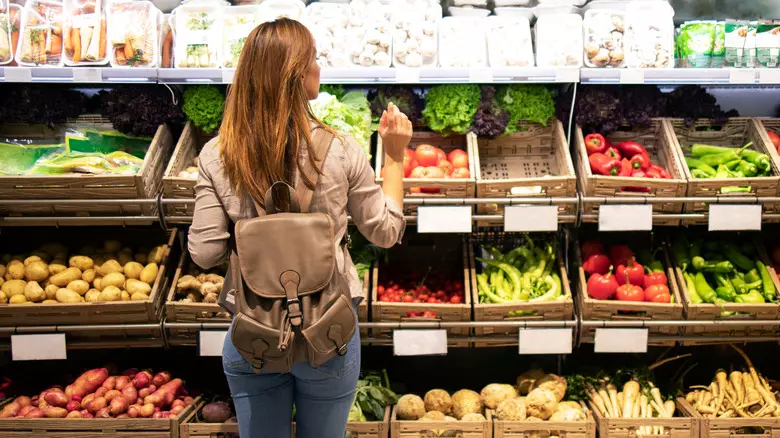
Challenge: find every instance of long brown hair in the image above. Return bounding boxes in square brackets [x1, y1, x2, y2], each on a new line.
[219, 18, 330, 206]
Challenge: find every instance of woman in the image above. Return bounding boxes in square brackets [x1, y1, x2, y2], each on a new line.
[187, 18, 410, 438]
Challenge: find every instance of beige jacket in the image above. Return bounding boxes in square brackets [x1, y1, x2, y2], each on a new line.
[187, 130, 406, 300]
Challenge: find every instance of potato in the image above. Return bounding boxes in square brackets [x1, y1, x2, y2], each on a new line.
[69, 256, 94, 271]
[130, 292, 149, 301]
[42, 299, 58, 304]
[93, 277, 103, 291]
[98, 286, 121, 302]
[24, 255, 42, 266]
[40, 243, 68, 257]
[99, 260, 122, 276]
[55, 288, 83, 303]
[140, 263, 158, 285]
[0, 290, 7, 304]
[24, 281, 46, 302]
[2, 279, 26, 297]
[118, 252, 134, 266]
[102, 272, 126, 289]
[24, 260, 49, 282]
[6, 261, 25, 280]
[48, 263, 67, 275]
[29, 251, 51, 263]
[124, 262, 143, 280]
[85, 289, 101, 302]
[134, 253, 148, 264]
[82, 269, 96, 284]
[50, 268, 82, 287]
[0, 265, 5, 278]
[45, 284, 59, 300]
[9, 295, 28, 304]
[126, 279, 152, 296]
[67, 280, 90, 296]
[121, 291, 130, 301]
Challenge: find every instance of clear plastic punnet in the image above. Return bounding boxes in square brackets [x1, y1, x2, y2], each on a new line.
[304, 2, 350, 67]
[535, 13, 583, 67]
[4, 3, 20, 65]
[486, 15, 533, 68]
[439, 16, 485, 68]
[107, 0, 161, 67]
[583, 8, 625, 68]
[221, 5, 256, 68]
[346, 0, 392, 67]
[391, 0, 440, 68]
[624, 0, 674, 68]
[0, 0, 12, 64]
[15, 0, 65, 66]
[256, 0, 305, 22]
[63, 0, 108, 66]
[172, 1, 222, 68]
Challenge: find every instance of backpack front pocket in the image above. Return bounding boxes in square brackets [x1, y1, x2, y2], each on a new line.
[301, 294, 357, 367]
[231, 312, 295, 373]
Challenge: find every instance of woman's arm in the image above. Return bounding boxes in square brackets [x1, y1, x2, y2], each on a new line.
[188, 159, 231, 269]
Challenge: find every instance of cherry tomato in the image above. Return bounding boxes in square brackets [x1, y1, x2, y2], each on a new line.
[427, 297, 437, 304]
[402, 295, 415, 303]
[450, 295, 462, 304]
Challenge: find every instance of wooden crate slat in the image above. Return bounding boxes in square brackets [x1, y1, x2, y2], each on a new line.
[493, 410, 596, 438]
[162, 122, 214, 218]
[390, 405, 491, 438]
[589, 399, 697, 438]
[677, 398, 780, 438]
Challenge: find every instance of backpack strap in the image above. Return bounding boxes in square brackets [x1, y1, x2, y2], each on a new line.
[295, 127, 335, 213]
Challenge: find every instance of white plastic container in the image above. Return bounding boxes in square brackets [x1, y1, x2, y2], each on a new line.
[492, 0, 532, 6]
[537, 0, 586, 6]
[171, 1, 222, 68]
[391, 0, 440, 67]
[486, 15, 533, 67]
[304, 2, 350, 67]
[583, 8, 625, 67]
[439, 16, 485, 67]
[624, 0, 674, 68]
[15, 0, 65, 66]
[535, 13, 582, 67]
[451, 0, 486, 7]
[346, 0, 392, 67]
[448, 6, 489, 17]
[221, 5, 257, 68]
[0, 0, 12, 65]
[532, 4, 577, 16]
[257, 0, 305, 22]
[62, 0, 108, 66]
[493, 6, 534, 22]
[108, 0, 161, 67]
[2, 3, 20, 65]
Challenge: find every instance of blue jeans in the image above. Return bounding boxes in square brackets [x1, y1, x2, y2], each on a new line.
[222, 324, 360, 438]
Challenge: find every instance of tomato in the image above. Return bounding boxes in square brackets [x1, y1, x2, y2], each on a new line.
[391, 295, 401, 302]
[768, 131, 780, 152]
[450, 152, 469, 169]
[580, 241, 604, 259]
[437, 159, 454, 175]
[427, 297, 437, 304]
[377, 285, 385, 296]
[402, 295, 415, 303]
[616, 283, 644, 302]
[414, 144, 439, 167]
[410, 166, 445, 179]
[418, 294, 428, 301]
[450, 295, 462, 304]
[645, 284, 671, 303]
[435, 290, 446, 299]
[448, 149, 466, 163]
[450, 168, 470, 178]
[422, 311, 437, 318]
[410, 187, 422, 194]
[435, 148, 447, 162]
[403, 149, 414, 177]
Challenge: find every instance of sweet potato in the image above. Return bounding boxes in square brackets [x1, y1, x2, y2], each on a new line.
[66, 400, 81, 412]
[144, 378, 182, 407]
[103, 376, 116, 390]
[25, 408, 44, 418]
[84, 396, 107, 414]
[71, 368, 109, 399]
[44, 389, 68, 407]
[95, 407, 111, 418]
[132, 371, 152, 389]
[44, 407, 68, 418]
[18, 406, 35, 417]
[115, 375, 131, 391]
[14, 396, 32, 408]
[110, 397, 129, 416]
[152, 371, 171, 387]
[122, 386, 137, 403]
[0, 402, 21, 418]
[104, 390, 122, 402]
[127, 404, 141, 418]
[141, 403, 155, 417]
[66, 410, 83, 418]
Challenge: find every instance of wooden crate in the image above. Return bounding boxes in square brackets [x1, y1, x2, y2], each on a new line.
[0, 228, 176, 327]
[576, 235, 684, 346]
[374, 131, 477, 213]
[370, 236, 473, 341]
[677, 397, 780, 438]
[179, 399, 238, 438]
[162, 122, 216, 219]
[668, 117, 780, 225]
[470, 232, 574, 346]
[590, 398, 697, 438]
[390, 405, 491, 438]
[670, 236, 780, 345]
[0, 117, 173, 219]
[493, 410, 596, 438]
[474, 120, 577, 223]
[574, 120, 687, 227]
[291, 406, 391, 438]
[0, 395, 199, 438]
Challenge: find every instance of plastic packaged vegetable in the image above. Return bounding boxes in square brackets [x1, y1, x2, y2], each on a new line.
[221, 5, 256, 68]
[108, 0, 160, 67]
[535, 13, 582, 67]
[16, 0, 64, 66]
[304, 2, 349, 67]
[256, 0, 305, 23]
[725, 19, 755, 68]
[346, 0, 392, 67]
[172, 1, 221, 68]
[624, 0, 674, 68]
[159, 12, 172, 67]
[439, 16, 485, 68]
[391, 0, 439, 68]
[711, 21, 724, 67]
[678, 20, 715, 68]
[486, 16, 533, 67]
[5, 3, 20, 66]
[0, 0, 12, 64]
[583, 9, 625, 68]
[63, 0, 108, 65]
[755, 20, 780, 68]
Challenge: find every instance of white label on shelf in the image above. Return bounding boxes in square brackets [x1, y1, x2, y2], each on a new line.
[598, 205, 652, 231]
[72, 68, 102, 83]
[4, 67, 32, 82]
[417, 206, 472, 233]
[222, 69, 235, 84]
[395, 68, 420, 83]
[12, 334, 66, 361]
[619, 69, 645, 84]
[393, 330, 447, 356]
[199, 330, 228, 357]
[594, 328, 648, 353]
[708, 204, 762, 231]
[504, 205, 558, 232]
[729, 69, 755, 84]
[555, 68, 579, 83]
[468, 68, 493, 83]
[518, 328, 572, 355]
[759, 69, 780, 84]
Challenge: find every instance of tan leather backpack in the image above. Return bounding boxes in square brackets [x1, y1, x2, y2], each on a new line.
[227, 128, 356, 373]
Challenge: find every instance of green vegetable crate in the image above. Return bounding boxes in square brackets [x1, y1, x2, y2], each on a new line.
[292, 406, 390, 438]
[390, 406, 492, 438]
[470, 232, 574, 348]
[374, 131, 477, 214]
[668, 233, 780, 346]
[589, 398, 697, 438]
[473, 120, 577, 226]
[0, 116, 173, 225]
[575, 233, 685, 346]
[574, 119, 687, 227]
[492, 410, 596, 438]
[162, 121, 216, 221]
[677, 396, 780, 438]
[668, 118, 780, 225]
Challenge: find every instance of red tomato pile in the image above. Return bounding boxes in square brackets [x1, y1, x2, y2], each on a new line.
[382, 144, 469, 194]
[582, 241, 672, 303]
[767, 130, 780, 155]
[377, 273, 465, 318]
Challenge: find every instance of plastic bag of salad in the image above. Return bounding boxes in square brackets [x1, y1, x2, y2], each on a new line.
[712, 21, 725, 67]
[678, 20, 715, 68]
[755, 20, 780, 68]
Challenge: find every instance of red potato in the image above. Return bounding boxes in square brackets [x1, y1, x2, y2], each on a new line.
[14, 396, 32, 408]
[122, 386, 137, 403]
[144, 379, 183, 407]
[66, 400, 81, 412]
[44, 389, 69, 407]
[70, 368, 109, 399]
[127, 404, 141, 418]
[0, 402, 21, 418]
[109, 397, 129, 416]
[66, 410, 83, 418]
[30, 395, 39, 407]
[170, 405, 184, 416]
[160, 411, 171, 419]
[95, 387, 108, 398]
[84, 397, 107, 414]
[141, 403, 155, 417]
[137, 398, 143, 405]
[139, 386, 154, 399]
[80, 409, 93, 418]
[70, 395, 82, 403]
[115, 376, 131, 391]
[117, 413, 129, 419]
[152, 411, 163, 419]
[80, 393, 95, 409]
[104, 390, 122, 402]
[132, 371, 152, 389]
[171, 399, 185, 409]
[95, 407, 111, 418]
[183, 396, 194, 405]
[152, 372, 171, 387]
[18, 406, 35, 417]
[102, 376, 116, 390]
[44, 407, 68, 418]
[25, 408, 45, 418]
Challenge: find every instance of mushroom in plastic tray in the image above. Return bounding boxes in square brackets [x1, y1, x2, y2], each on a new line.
[583, 9, 625, 68]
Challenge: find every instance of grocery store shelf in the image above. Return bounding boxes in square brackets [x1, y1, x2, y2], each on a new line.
[0, 66, 158, 83]
[580, 67, 780, 85]
[0, 323, 164, 350]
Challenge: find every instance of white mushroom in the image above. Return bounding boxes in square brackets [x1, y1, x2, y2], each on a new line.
[405, 52, 423, 67]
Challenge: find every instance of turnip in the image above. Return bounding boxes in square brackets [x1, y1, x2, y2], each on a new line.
[202, 401, 233, 423]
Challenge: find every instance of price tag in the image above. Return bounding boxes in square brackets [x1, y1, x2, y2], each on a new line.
[598, 205, 652, 231]
[619, 69, 645, 84]
[417, 206, 472, 233]
[393, 329, 447, 356]
[504, 205, 558, 232]
[199, 331, 228, 357]
[594, 328, 648, 353]
[468, 68, 493, 83]
[4, 67, 32, 82]
[222, 68, 235, 84]
[12, 334, 66, 361]
[729, 69, 755, 84]
[708, 204, 762, 231]
[759, 69, 780, 84]
[554, 68, 579, 83]
[518, 328, 572, 355]
[395, 68, 420, 83]
[72, 68, 102, 83]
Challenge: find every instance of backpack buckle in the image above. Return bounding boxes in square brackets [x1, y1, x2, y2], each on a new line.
[252, 358, 264, 370]
[341, 233, 351, 247]
[337, 343, 348, 356]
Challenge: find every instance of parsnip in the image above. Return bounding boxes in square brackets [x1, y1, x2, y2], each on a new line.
[607, 384, 620, 417]
[80, 27, 93, 60]
[622, 381, 640, 419]
[730, 371, 743, 405]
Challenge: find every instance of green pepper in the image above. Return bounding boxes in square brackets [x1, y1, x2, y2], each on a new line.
[716, 286, 736, 301]
[530, 274, 562, 302]
[756, 261, 778, 302]
[745, 269, 761, 284]
[740, 243, 756, 257]
[724, 159, 741, 171]
[685, 157, 716, 177]
[730, 276, 747, 294]
[685, 272, 703, 304]
[713, 298, 737, 316]
[735, 289, 766, 304]
[736, 160, 758, 177]
[721, 243, 756, 271]
[721, 186, 752, 194]
[691, 144, 741, 156]
[694, 272, 717, 303]
[692, 256, 734, 273]
[702, 152, 743, 168]
[672, 235, 692, 272]
[740, 148, 771, 173]
[715, 274, 736, 295]
[691, 169, 712, 178]
[478, 259, 522, 297]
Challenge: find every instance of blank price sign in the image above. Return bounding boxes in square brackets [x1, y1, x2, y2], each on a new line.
[12, 334, 67, 361]
[619, 69, 645, 84]
[598, 205, 652, 231]
[417, 206, 472, 233]
[199, 331, 228, 356]
[221, 69, 236, 84]
[709, 204, 761, 231]
[395, 68, 421, 83]
[594, 328, 648, 353]
[469, 68, 494, 83]
[518, 328, 573, 355]
[5, 67, 32, 82]
[393, 330, 447, 356]
[729, 69, 755, 84]
[504, 205, 558, 232]
[72, 68, 102, 83]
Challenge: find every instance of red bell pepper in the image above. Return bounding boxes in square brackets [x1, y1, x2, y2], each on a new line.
[587, 270, 619, 300]
[609, 245, 635, 267]
[615, 141, 648, 159]
[605, 146, 622, 160]
[645, 166, 663, 179]
[616, 281, 645, 301]
[616, 258, 645, 287]
[619, 159, 632, 177]
[581, 241, 604, 259]
[583, 253, 611, 275]
[584, 133, 607, 155]
[644, 284, 671, 303]
[644, 271, 669, 288]
[622, 169, 652, 192]
[589, 153, 621, 176]
[629, 153, 650, 170]
[648, 164, 671, 179]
